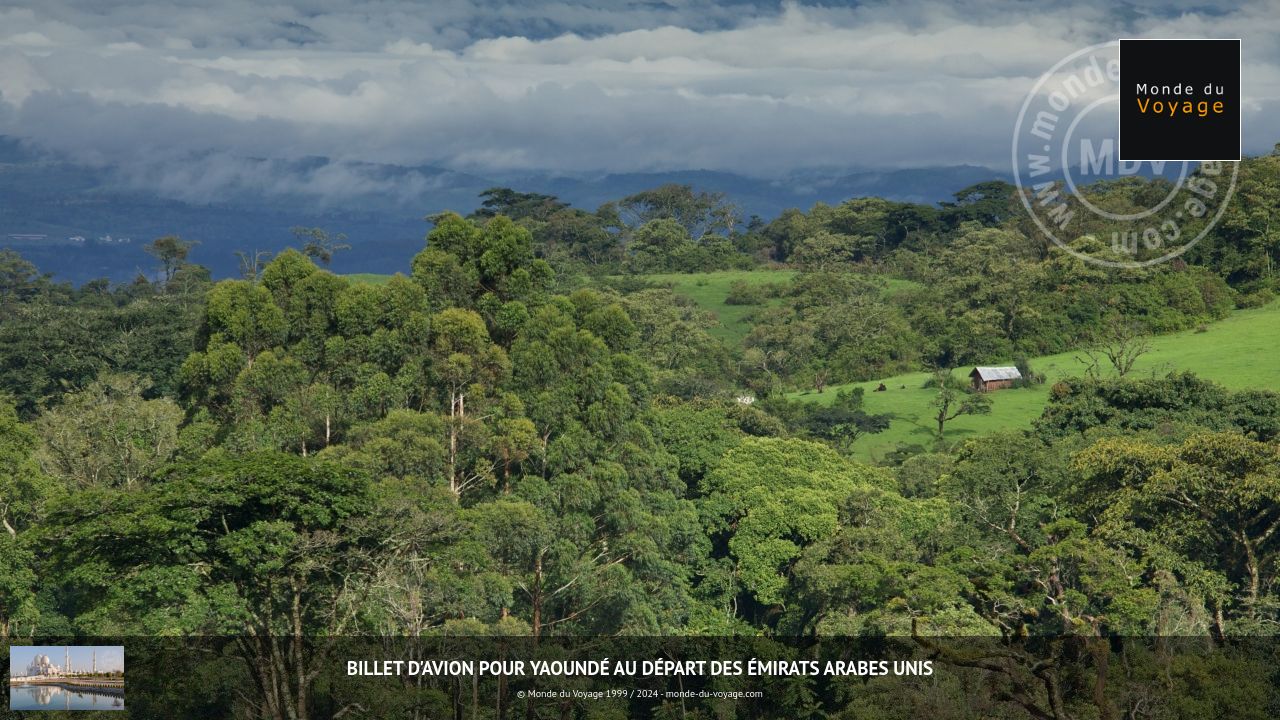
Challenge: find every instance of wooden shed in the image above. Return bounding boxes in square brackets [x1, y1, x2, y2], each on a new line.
[969, 366, 1022, 392]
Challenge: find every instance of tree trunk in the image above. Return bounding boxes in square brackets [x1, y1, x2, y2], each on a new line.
[1211, 602, 1226, 645]
[1089, 638, 1117, 720]
[292, 583, 308, 720]
[531, 552, 544, 639]
[453, 675, 464, 720]
[498, 673, 508, 720]
[1242, 532, 1261, 611]
[448, 391, 465, 498]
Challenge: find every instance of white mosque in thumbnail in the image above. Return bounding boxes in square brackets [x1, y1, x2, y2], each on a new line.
[21, 648, 100, 677]
[25, 653, 63, 677]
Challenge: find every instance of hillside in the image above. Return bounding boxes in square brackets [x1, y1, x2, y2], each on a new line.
[635, 270, 920, 345]
[793, 300, 1280, 462]
[635, 270, 795, 343]
[0, 137, 1004, 284]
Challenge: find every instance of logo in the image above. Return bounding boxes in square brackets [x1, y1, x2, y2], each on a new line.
[1119, 39, 1241, 162]
[1012, 41, 1238, 268]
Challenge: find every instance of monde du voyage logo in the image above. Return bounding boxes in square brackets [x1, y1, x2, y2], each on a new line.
[1013, 39, 1241, 268]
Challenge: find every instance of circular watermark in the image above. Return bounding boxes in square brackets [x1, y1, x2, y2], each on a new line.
[1012, 41, 1237, 268]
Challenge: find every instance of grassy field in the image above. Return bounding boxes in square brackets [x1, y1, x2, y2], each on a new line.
[639, 270, 796, 343]
[791, 300, 1280, 463]
[639, 270, 919, 344]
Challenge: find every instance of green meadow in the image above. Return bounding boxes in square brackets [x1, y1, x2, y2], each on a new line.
[639, 269, 919, 344]
[792, 300, 1280, 463]
[638, 270, 796, 343]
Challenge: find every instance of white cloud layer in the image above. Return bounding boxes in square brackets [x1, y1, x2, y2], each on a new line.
[2, 0, 1278, 190]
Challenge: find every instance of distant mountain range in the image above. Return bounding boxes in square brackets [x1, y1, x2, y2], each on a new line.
[0, 136, 1007, 283]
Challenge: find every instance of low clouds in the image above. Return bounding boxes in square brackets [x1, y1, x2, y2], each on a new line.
[2, 0, 1279, 202]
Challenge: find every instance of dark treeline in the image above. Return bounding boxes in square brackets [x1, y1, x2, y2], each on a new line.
[3, 155, 1280, 719]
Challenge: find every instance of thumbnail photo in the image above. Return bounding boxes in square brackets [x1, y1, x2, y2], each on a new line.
[8, 646, 125, 712]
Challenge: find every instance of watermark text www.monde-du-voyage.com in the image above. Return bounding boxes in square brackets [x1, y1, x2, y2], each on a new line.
[1013, 39, 1242, 268]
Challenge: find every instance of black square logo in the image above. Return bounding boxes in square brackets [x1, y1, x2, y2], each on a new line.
[1119, 39, 1240, 161]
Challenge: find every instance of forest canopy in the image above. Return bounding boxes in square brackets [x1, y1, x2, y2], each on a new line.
[3, 157, 1280, 719]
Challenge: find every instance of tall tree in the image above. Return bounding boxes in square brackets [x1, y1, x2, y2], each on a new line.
[470, 187, 568, 222]
[615, 184, 738, 238]
[1077, 432, 1280, 630]
[46, 452, 376, 720]
[144, 235, 198, 283]
[0, 398, 53, 539]
[291, 227, 351, 267]
[429, 308, 511, 499]
[701, 437, 894, 611]
[932, 369, 992, 440]
[0, 249, 45, 308]
[36, 374, 183, 489]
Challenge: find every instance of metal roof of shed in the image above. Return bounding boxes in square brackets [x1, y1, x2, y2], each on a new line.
[970, 366, 1022, 381]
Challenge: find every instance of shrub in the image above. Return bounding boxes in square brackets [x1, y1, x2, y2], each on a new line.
[725, 280, 768, 306]
[1014, 356, 1045, 387]
[1238, 288, 1276, 309]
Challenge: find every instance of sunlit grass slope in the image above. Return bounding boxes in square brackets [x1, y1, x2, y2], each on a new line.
[640, 270, 918, 344]
[792, 300, 1280, 462]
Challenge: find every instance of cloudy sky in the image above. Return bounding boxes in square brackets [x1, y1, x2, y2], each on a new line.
[2, 0, 1279, 187]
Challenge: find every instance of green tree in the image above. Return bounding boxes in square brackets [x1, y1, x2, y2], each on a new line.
[0, 532, 38, 640]
[1089, 313, 1153, 378]
[36, 374, 183, 489]
[939, 181, 1017, 227]
[144, 235, 198, 282]
[616, 183, 738, 239]
[932, 432, 1166, 720]
[1200, 152, 1280, 283]
[701, 437, 894, 609]
[291, 227, 351, 266]
[1036, 372, 1280, 442]
[202, 279, 287, 363]
[796, 388, 892, 452]
[1076, 432, 1280, 631]
[46, 452, 375, 719]
[320, 410, 446, 483]
[931, 370, 992, 440]
[618, 288, 734, 397]
[534, 207, 617, 266]
[413, 213, 553, 313]
[791, 230, 864, 270]
[430, 308, 511, 499]
[470, 187, 568, 222]
[0, 397, 52, 537]
[626, 217, 695, 273]
[0, 399, 52, 640]
[0, 249, 45, 307]
[0, 287, 200, 419]
[782, 483, 973, 636]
